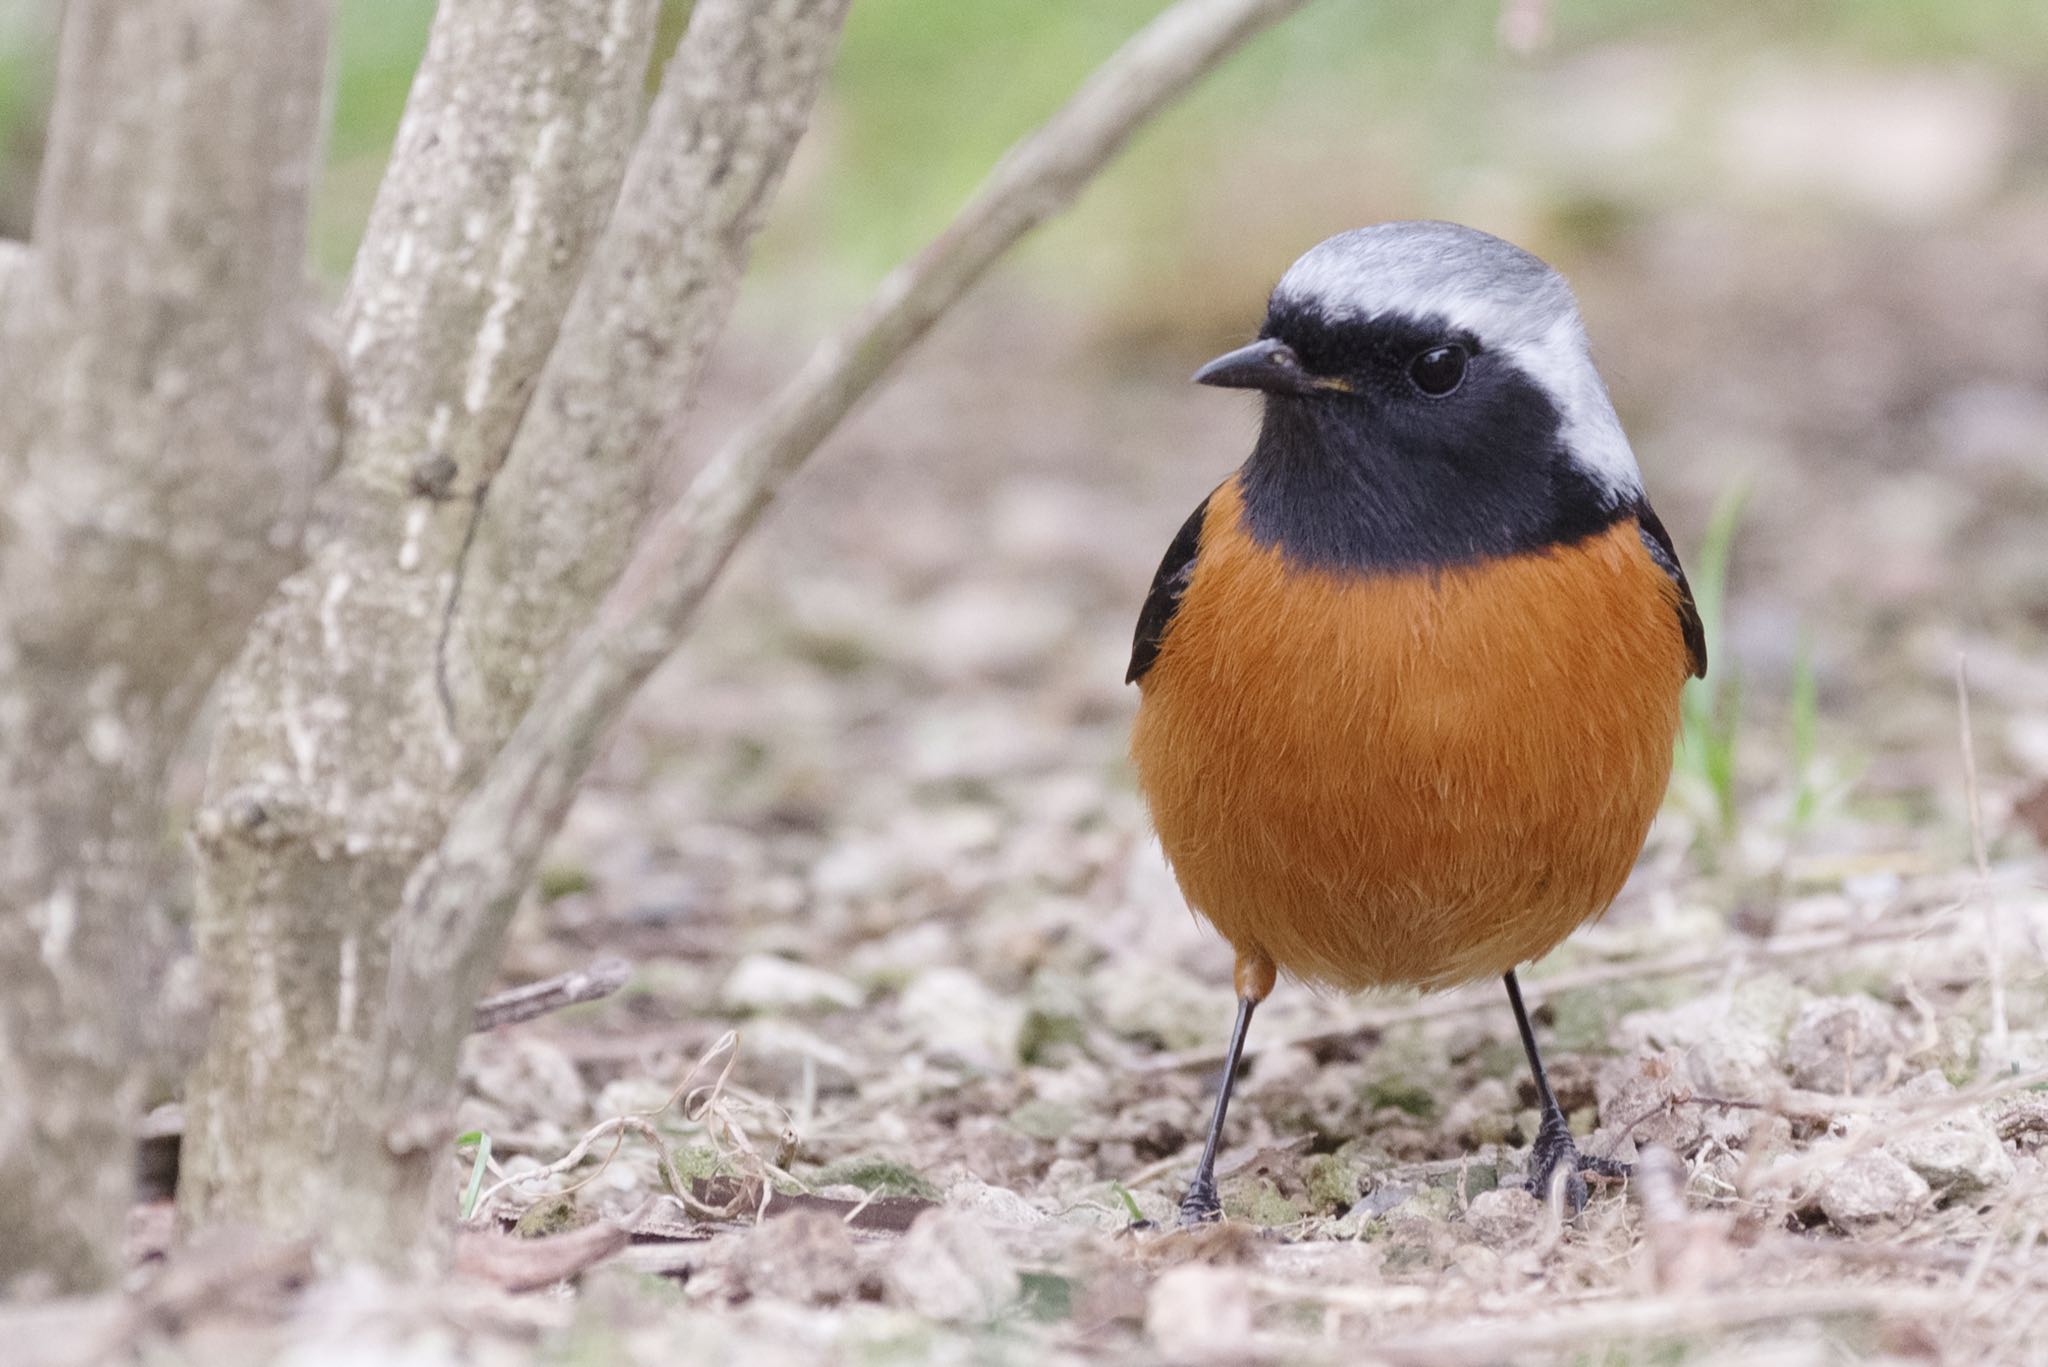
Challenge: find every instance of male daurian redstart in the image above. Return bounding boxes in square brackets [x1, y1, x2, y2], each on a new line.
[1128, 221, 1706, 1223]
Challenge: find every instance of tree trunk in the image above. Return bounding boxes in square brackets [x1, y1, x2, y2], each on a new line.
[177, 0, 660, 1252]
[0, 0, 332, 1296]
[179, 0, 850, 1267]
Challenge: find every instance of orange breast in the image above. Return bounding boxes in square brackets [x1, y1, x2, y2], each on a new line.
[1130, 476, 1692, 991]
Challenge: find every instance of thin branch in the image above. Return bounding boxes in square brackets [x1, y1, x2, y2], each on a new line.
[601, 0, 1315, 641]
[472, 956, 631, 1031]
[379, 0, 1318, 1152]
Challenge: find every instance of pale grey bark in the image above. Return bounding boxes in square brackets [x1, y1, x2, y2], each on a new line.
[0, 240, 26, 308]
[447, 0, 854, 750]
[0, 0, 333, 1295]
[373, 0, 1315, 1202]
[183, 0, 850, 1268]
[326, 0, 853, 1265]
[181, 0, 660, 1243]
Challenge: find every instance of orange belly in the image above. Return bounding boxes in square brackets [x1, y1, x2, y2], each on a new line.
[1130, 476, 1692, 991]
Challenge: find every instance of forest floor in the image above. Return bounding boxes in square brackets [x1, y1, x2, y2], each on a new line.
[24, 186, 2048, 1364]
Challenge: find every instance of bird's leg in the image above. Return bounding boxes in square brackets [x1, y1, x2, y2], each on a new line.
[1504, 969, 1627, 1214]
[1178, 997, 1254, 1225]
[1180, 952, 1275, 1226]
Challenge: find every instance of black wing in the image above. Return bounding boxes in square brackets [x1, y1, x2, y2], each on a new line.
[1636, 502, 1707, 679]
[1126, 494, 1211, 685]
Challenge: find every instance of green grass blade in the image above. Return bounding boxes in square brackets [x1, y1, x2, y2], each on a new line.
[457, 1130, 492, 1220]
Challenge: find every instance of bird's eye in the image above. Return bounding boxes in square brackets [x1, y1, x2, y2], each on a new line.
[1407, 344, 1468, 397]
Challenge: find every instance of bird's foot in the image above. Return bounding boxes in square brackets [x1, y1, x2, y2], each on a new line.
[1179, 1176, 1223, 1227]
[1524, 1109, 1629, 1216]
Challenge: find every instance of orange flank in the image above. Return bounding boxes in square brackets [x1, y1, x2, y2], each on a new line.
[1130, 476, 1694, 993]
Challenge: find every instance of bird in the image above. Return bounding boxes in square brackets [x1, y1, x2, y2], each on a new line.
[1127, 221, 1705, 1223]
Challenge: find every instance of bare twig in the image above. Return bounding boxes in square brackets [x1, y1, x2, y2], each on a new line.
[472, 957, 632, 1031]
[599, 0, 1315, 639]
[1122, 1133, 1316, 1201]
[1671, 1064, 2048, 1148]
[379, 0, 1320, 1178]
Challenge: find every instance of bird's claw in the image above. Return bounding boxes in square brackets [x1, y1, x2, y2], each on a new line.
[1524, 1110, 1628, 1216]
[1178, 1176, 1223, 1227]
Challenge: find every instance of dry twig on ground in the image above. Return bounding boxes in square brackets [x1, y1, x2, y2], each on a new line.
[473, 958, 633, 1032]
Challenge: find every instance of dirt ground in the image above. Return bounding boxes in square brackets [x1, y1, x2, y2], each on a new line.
[21, 46, 2048, 1367]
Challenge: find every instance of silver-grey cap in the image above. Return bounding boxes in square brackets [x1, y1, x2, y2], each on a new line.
[1272, 221, 1643, 498]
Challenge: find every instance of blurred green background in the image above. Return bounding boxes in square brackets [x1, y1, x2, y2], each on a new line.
[6, 0, 2045, 317]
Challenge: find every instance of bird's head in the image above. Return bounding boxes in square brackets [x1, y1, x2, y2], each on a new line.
[1195, 221, 1643, 570]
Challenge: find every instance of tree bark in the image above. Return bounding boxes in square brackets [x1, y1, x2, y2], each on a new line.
[373, 0, 1315, 1217]
[181, 0, 850, 1268]
[179, 0, 660, 1247]
[0, 240, 27, 306]
[447, 0, 854, 750]
[0, 0, 333, 1296]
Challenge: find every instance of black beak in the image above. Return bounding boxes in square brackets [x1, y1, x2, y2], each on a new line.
[1191, 337, 1323, 395]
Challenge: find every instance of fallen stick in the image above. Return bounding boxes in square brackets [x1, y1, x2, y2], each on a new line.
[472, 956, 632, 1032]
